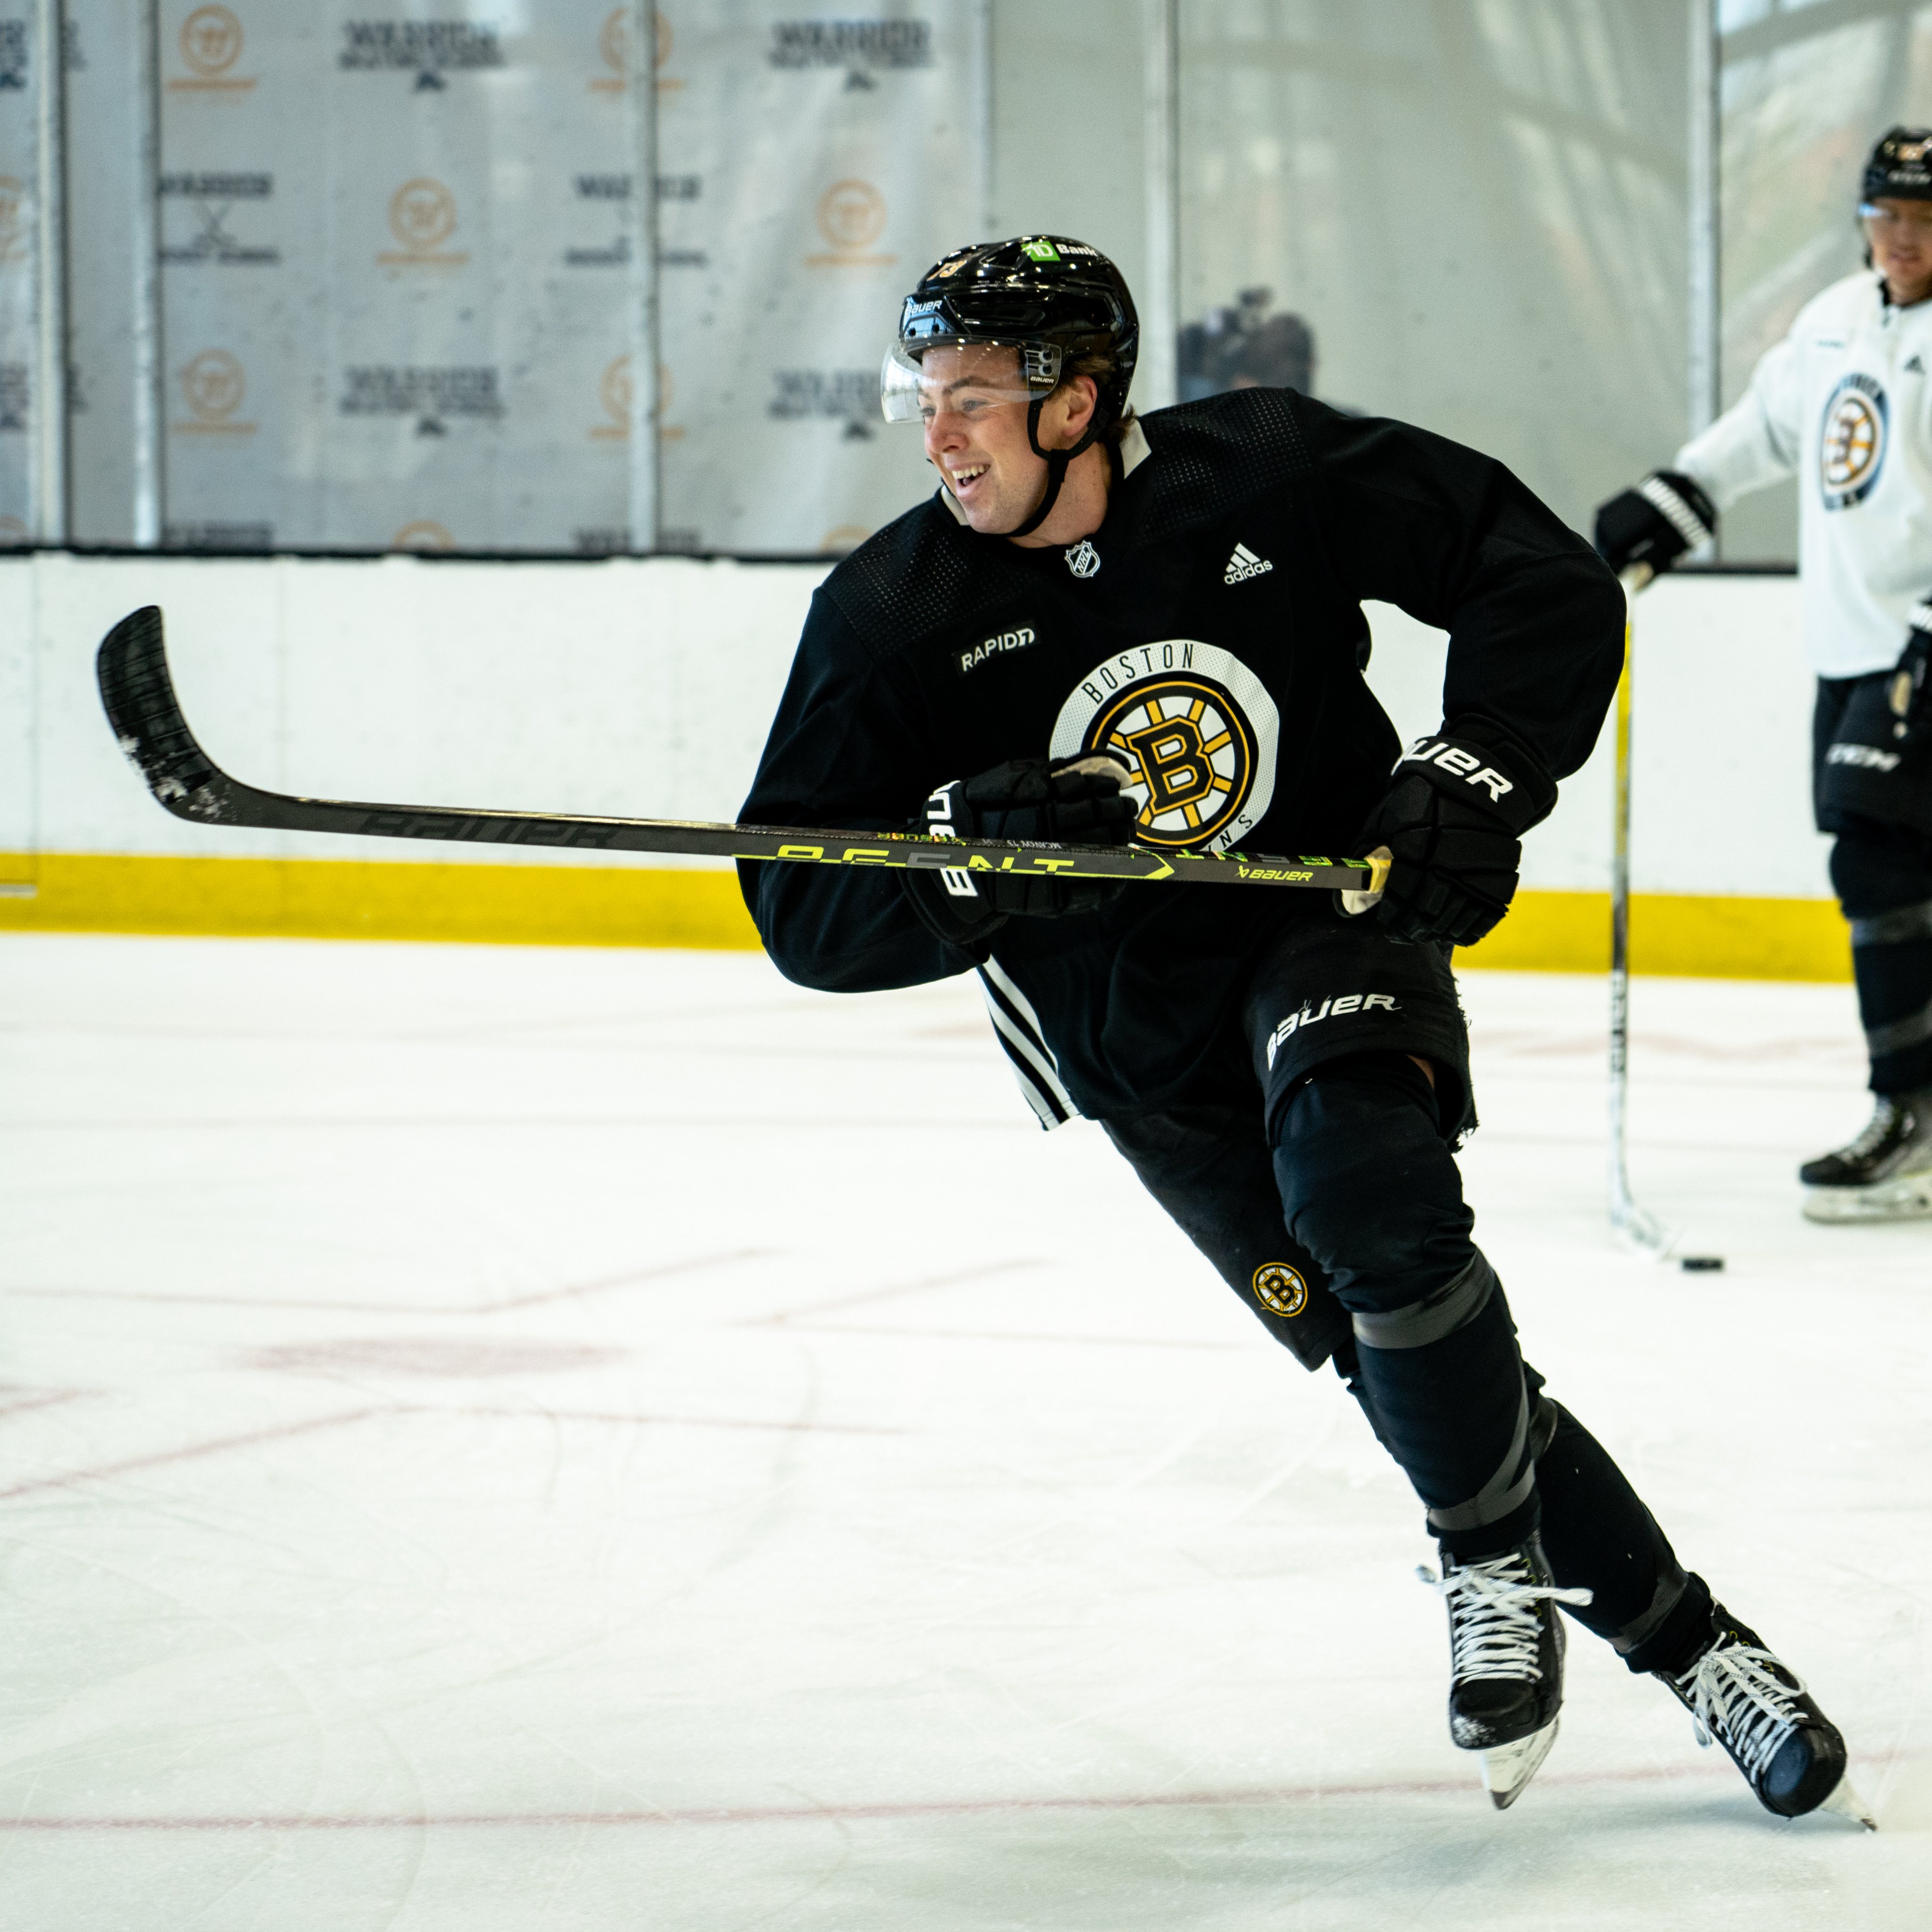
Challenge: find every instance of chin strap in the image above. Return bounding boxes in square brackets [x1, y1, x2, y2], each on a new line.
[994, 395, 1109, 541]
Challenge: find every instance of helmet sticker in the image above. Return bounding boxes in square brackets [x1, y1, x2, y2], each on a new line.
[1021, 238, 1061, 263]
[1050, 640, 1280, 852]
[1819, 373, 1889, 511]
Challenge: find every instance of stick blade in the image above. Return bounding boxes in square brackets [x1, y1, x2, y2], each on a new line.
[96, 606, 233, 823]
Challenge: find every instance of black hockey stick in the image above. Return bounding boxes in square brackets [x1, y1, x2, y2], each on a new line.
[97, 606, 1389, 894]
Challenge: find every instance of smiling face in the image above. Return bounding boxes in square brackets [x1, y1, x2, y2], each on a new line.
[1864, 198, 1932, 306]
[917, 344, 1098, 536]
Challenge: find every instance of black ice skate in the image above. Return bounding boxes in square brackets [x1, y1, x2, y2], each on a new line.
[1799, 1091, 1932, 1223]
[1658, 1600, 1875, 1827]
[1421, 1536, 1592, 1809]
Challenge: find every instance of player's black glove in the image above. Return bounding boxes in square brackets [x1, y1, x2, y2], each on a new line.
[1592, 470, 1718, 580]
[900, 755, 1138, 949]
[1349, 723, 1558, 949]
[1887, 600, 1932, 745]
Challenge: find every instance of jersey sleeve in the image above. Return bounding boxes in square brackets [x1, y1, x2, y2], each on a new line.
[1673, 326, 1805, 509]
[736, 587, 976, 993]
[1296, 399, 1625, 784]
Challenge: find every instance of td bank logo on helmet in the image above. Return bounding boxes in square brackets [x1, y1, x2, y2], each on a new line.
[1050, 639, 1279, 852]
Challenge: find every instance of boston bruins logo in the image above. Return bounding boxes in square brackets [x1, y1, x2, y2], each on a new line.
[1820, 373, 1889, 511]
[1253, 1263, 1309, 1318]
[1050, 640, 1279, 852]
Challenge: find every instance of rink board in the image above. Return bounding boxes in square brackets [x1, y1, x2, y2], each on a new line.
[0, 553, 1840, 978]
[0, 852, 1855, 981]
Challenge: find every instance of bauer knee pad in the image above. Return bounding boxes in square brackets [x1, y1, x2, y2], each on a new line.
[1270, 1050, 1476, 1311]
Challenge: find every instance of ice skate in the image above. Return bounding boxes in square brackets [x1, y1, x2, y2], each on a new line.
[1422, 1536, 1593, 1809]
[1799, 1091, 1932, 1222]
[1657, 1600, 1874, 1826]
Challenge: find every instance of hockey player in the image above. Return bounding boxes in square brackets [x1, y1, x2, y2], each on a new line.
[741, 236, 1865, 1818]
[1596, 127, 1932, 1223]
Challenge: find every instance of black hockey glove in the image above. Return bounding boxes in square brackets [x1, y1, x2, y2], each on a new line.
[1888, 600, 1932, 745]
[900, 755, 1138, 949]
[1349, 724, 1558, 949]
[1592, 470, 1717, 581]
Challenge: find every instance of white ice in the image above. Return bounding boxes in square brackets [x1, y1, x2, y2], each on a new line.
[0, 932, 1927, 1929]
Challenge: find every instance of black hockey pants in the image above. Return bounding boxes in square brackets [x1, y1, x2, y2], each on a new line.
[1103, 1050, 1697, 1664]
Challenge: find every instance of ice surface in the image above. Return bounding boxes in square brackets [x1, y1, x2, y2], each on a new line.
[0, 933, 1926, 1929]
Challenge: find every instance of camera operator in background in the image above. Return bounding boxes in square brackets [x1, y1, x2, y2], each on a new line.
[1595, 127, 1932, 1224]
[1179, 287, 1316, 401]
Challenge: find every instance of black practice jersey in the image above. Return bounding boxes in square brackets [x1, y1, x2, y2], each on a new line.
[738, 387, 1624, 1118]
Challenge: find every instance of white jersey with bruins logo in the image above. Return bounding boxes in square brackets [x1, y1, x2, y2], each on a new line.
[1676, 270, 1932, 677]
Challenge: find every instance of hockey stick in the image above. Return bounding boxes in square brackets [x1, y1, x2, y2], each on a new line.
[95, 606, 1390, 895]
[1611, 566, 1722, 1271]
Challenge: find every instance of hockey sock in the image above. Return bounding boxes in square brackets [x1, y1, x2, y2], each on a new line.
[1616, 1571, 1716, 1679]
[1276, 1053, 1535, 1557]
[1530, 1397, 1693, 1659]
[1831, 823, 1932, 1090]
[1850, 930, 1932, 1092]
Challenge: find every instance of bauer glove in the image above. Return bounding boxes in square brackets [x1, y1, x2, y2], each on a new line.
[1888, 601, 1932, 745]
[900, 754, 1138, 949]
[1349, 723, 1558, 949]
[1592, 470, 1717, 580]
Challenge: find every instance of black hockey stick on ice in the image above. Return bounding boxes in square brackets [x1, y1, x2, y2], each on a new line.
[97, 606, 1390, 895]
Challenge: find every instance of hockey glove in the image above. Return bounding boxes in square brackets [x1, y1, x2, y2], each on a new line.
[900, 754, 1138, 949]
[1592, 470, 1717, 580]
[1349, 724, 1558, 949]
[1888, 601, 1932, 745]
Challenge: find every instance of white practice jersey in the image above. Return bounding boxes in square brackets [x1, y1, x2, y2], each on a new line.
[1675, 271, 1932, 677]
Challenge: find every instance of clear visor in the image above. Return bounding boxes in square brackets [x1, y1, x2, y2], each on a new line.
[1859, 200, 1932, 234]
[879, 339, 1062, 425]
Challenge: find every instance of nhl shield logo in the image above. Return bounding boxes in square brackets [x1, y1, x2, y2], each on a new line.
[1063, 538, 1100, 579]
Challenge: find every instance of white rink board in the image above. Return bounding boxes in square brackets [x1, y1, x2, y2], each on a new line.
[0, 933, 1922, 1929]
[6, 554, 1827, 898]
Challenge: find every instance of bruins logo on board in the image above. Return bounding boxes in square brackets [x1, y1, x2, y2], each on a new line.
[1820, 373, 1888, 511]
[1253, 1263, 1309, 1318]
[1050, 640, 1279, 852]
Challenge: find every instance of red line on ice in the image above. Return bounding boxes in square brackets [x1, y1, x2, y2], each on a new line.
[0, 1761, 1739, 1833]
[1, 1246, 769, 1316]
[0, 1399, 899, 1499]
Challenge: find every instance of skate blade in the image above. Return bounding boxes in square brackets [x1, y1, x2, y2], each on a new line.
[1479, 1716, 1559, 1811]
[1801, 1176, 1932, 1223]
[1818, 1773, 1878, 1831]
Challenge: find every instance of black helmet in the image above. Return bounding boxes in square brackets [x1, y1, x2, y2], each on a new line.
[883, 236, 1139, 537]
[1861, 126, 1932, 206]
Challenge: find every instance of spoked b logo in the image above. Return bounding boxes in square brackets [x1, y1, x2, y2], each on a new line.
[1050, 639, 1279, 851]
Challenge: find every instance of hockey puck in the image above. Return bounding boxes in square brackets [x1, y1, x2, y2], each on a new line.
[1680, 1255, 1725, 1273]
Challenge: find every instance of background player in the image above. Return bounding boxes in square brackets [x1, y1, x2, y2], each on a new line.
[1596, 127, 1932, 1223]
[738, 236, 1866, 1820]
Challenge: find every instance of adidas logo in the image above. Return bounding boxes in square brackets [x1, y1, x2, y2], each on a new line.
[1224, 541, 1274, 585]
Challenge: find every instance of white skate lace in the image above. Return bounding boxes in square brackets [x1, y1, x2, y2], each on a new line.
[1677, 1642, 1807, 1782]
[1840, 1101, 1903, 1165]
[1418, 1556, 1593, 1683]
